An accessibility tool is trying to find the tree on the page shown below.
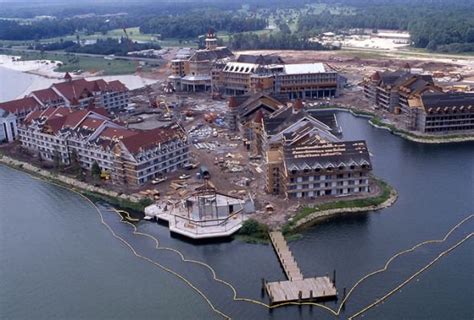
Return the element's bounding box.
[52,149,61,169]
[70,149,81,176]
[91,161,101,179]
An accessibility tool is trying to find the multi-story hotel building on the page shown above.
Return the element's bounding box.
[19,107,189,187]
[364,68,474,133]
[363,68,440,112]
[227,94,372,199]
[262,105,372,199]
[168,29,234,92]
[219,54,343,98]
[0,74,129,121]
[406,91,474,133]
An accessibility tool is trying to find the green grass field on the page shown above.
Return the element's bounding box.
[0,27,197,49]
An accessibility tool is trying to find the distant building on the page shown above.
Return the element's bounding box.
[363,68,441,112]
[406,91,474,133]
[48,74,129,111]
[169,29,234,92]
[262,104,372,199]
[364,68,474,133]
[0,108,18,143]
[219,54,342,98]
[19,107,189,187]
[226,94,372,199]
[0,75,129,121]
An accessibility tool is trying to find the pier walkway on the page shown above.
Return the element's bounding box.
[266,231,337,304]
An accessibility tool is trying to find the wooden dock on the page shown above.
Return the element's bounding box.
[266,231,337,304]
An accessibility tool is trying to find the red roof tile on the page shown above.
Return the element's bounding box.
[78,117,106,131]
[121,127,184,154]
[45,116,67,134]
[107,80,127,92]
[31,88,63,104]
[0,97,41,114]
[62,110,90,128]
[52,78,128,102]
[99,127,138,140]
[24,109,43,124]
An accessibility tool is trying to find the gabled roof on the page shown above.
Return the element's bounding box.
[0,97,42,115]
[421,92,474,113]
[99,127,138,140]
[120,126,185,154]
[189,47,233,62]
[236,93,285,121]
[284,140,371,171]
[236,54,284,65]
[52,78,128,102]
[30,88,63,104]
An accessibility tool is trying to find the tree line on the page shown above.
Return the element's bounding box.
[297,1,474,53]
[139,12,267,39]
[35,38,161,56]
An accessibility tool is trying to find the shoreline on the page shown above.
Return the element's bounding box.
[0,54,159,100]
[287,180,398,233]
[0,154,153,213]
[280,176,398,235]
[310,106,474,144]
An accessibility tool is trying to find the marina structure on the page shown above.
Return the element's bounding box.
[144,185,248,239]
[18,106,189,187]
[266,231,337,303]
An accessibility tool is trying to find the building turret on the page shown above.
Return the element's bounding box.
[205,28,218,51]
[64,72,72,82]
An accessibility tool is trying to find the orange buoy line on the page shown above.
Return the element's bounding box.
[6,165,473,319]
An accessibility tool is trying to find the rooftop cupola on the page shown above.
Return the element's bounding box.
[205,28,218,50]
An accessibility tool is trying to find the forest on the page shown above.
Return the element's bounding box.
[139,12,267,39]
[1,0,473,53]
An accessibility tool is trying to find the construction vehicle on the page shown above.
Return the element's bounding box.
[100,171,110,180]
[204,112,217,123]
[151,177,167,185]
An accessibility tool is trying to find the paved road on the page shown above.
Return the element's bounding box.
[2,47,165,64]
[341,45,474,61]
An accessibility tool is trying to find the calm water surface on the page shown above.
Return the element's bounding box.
[1,111,473,319]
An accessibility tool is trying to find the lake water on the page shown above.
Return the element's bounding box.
[1,112,473,319]
[0,57,158,103]
[0,66,46,102]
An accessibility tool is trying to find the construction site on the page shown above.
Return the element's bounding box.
[98,44,471,229]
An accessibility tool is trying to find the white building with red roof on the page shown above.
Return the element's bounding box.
[19,106,189,187]
[0,73,129,121]
[0,97,42,122]
[49,74,129,111]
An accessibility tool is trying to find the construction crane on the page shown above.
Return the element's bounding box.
[122,27,156,108]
